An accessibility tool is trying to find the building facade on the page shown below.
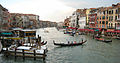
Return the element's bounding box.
[63,17,71,28]
[70,9,86,29]
[10,13,39,29]
[89,9,97,28]
[0,4,10,29]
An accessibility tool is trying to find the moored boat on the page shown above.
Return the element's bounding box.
[95,37,112,43]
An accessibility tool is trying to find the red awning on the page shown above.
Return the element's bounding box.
[82,29,94,32]
[106,31,114,32]
[67,27,77,29]
[106,30,120,33]
[115,30,120,33]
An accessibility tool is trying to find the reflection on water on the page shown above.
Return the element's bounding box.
[0,27,120,63]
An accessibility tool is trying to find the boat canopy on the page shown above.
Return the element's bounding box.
[1,32,13,35]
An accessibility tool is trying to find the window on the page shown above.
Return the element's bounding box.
[111,23,113,28]
[102,21,105,24]
[97,21,98,24]
[109,16,111,21]
[100,17,101,20]
[106,21,108,24]
[109,23,110,28]
[109,16,113,21]
[106,16,108,19]
[102,25,105,28]
[109,11,111,14]
[100,21,101,24]
[107,10,108,14]
[111,16,113,21]
[116,10,118,14]
[96,25,98,27]
[115,16,117,20]
[112,10,113,14]
[102,16,105,19]
[97,17,99,20]
[103,11,105,15]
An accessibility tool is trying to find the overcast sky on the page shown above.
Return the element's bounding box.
[0,0,119,22]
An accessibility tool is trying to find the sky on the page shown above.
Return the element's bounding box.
[0,0,120,22]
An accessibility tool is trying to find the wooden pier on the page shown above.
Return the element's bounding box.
[2,35,47,61]
[4,48,46,61]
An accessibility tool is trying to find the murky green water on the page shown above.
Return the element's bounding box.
[0,27,120,63]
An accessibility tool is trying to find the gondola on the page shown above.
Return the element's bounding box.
[95,38,112,43]
[116,37,120,40]
[102,40,112,43]
[53,40,87,46]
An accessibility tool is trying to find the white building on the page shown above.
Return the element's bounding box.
[79,17,86,29]
[70,11,78,28]
[69,9,86,29]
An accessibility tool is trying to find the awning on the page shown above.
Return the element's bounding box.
[79,29,94,32]
[67,27,77,29]
[106,30,120,33]
[115,30,120,33]
[1,33,13,35]
[78,29,85,31]
[94,29,99,31]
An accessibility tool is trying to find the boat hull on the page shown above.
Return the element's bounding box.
[53,40,87,46]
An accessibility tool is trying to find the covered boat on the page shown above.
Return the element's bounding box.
[53,40,87,46]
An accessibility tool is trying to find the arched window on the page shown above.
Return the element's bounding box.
[111,23,113,28]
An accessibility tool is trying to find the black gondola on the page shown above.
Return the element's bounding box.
[53,40,87,46]
[116,37,120,40]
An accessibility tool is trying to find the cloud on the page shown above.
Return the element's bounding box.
[2,0,119,22]
[59,0,120,8]
[5,0,75,22]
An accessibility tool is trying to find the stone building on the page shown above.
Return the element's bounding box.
[0,4,10,29]
[70,9,86,29]
[10,13,39,29]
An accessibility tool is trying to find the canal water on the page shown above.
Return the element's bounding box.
[0,27,120,63]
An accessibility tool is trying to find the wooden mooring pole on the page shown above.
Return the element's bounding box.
[5,48,8,57]
[43,50,46,61]
[22,49,25,61]
[34,50,36,60]
[15,49,17,61]
[37,35,41,49]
